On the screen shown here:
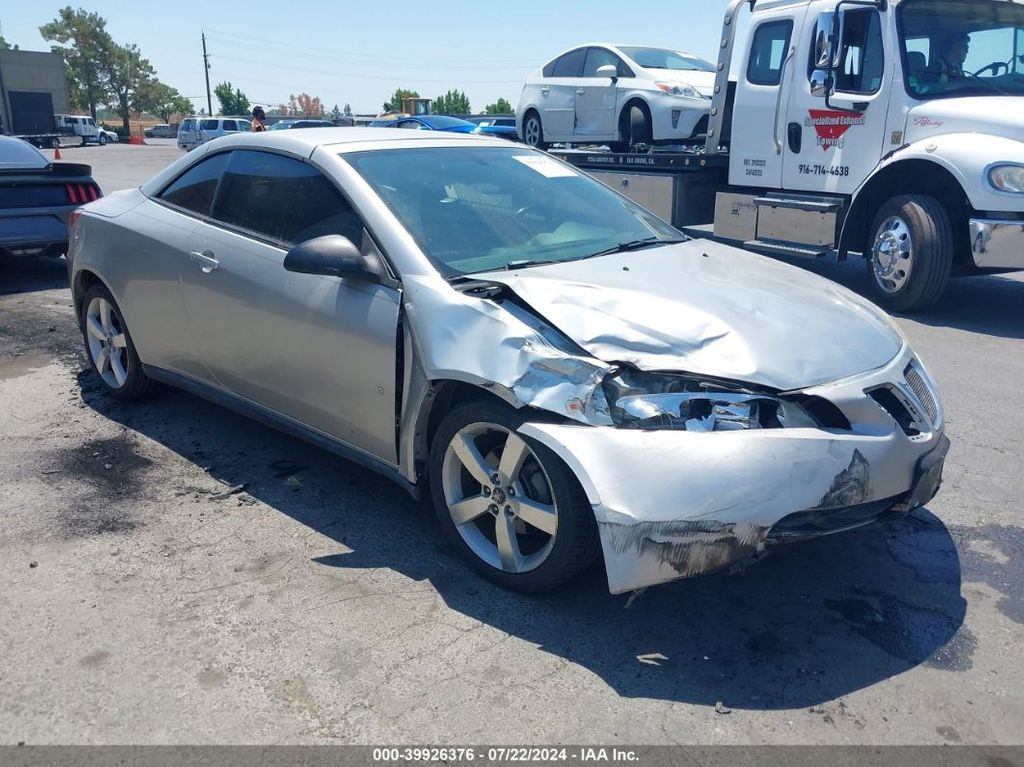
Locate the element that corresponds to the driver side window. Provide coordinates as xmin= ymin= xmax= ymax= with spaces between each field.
xmin=834 ymin=9 xmax=884 ymax=94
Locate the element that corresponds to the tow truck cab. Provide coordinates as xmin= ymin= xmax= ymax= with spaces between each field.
xmin=561 ymin=0 xmax=1024 ymax=311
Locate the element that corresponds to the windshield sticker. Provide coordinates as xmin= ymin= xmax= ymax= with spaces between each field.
xmin=514 ymin=155 xmax=578 ymax=178
xmin=805 ymin=110 xmax=866 ymax=151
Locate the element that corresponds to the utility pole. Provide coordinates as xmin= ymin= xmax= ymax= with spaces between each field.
xmin=202 ymin=32 xmax=212 ymax=115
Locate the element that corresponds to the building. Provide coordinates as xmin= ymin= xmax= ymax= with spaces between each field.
xmin=0 ymin=49 xmax=69 ymax=137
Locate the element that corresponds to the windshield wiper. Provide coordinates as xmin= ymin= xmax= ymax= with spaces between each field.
xmin=502 ymin=258 xmax=558 ymax=270
xmin=583 ymin=236 xmax=689 ymax=260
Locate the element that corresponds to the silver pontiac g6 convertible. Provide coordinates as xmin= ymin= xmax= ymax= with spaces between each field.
xmin=68 ymin=129 xmax=948 ymax=594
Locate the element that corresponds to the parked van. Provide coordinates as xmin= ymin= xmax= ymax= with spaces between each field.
xmin=177 ymin=116 xmax=250 ymax=151
xmin=144 ymin=124 xmax=176 ymax=138
xmin=54 ymin=115 xmax=103 ymax=146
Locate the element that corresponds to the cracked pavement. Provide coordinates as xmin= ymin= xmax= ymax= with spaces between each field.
xmin=0 ymin=141 xmax=1022 ymax=745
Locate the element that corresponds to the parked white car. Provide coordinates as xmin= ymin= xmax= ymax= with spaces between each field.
xmin=177 ymin=116 xmax=250 ymax=151
xmin=517 ymin=44 xmax=715 ymax=151
xmin=98 ymin=127 xmax=119 ymax=144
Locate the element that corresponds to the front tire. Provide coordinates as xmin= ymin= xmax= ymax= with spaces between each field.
xmin=866 ymin=195 xmax=952 ymax=312
xmin=99 ymin=134 xmax=107 ymax=145
xmin=626 ymin=102 xmax=652 ymax=150
xmin=522 ymin=111 xmax=549 ymax=151
xmin=429 ymin=400 xmax=599 ymax=593
xmin=80 ymin=283 xmax=155 ymax=400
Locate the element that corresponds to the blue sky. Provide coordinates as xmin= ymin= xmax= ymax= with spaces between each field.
xmin=1 ymin=1 xmax=733 ymax=115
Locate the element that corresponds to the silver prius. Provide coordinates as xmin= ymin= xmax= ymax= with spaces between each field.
xmin=67 ymin=129 xmax=949 ymax=595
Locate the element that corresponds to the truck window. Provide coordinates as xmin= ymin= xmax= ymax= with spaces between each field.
xmin=747 ymin=20 xmax=793 ymax=86
xmin=835 ymin=9 xmax=885 ymax=94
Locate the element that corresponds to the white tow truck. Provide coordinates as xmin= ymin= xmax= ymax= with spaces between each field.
xmin=547 ymin=0 xmax=1024 ymax=311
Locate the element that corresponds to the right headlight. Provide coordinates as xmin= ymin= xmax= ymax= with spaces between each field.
xmin=988 ymin=164 xmax=1024 ymax=194
xmin=655 ymin=81 xmax=701 ymax=99
xmin=602 ymin=368 xmax=817 ymax=432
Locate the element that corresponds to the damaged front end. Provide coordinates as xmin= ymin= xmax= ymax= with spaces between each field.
xmin=399 ymin=273 xmax=946 ymax=595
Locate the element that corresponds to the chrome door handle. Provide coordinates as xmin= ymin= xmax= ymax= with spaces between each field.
xmin=541 ymin=87 xmax=550 ymax=96
xmin=189 ymin=250 xmax=219 ymax=273
xmin=576 ymin=88 xmax=585 ymax=95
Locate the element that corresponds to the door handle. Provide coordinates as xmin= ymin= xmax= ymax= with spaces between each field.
xmin=189 ymin=250 xmax=219 ymax=273
xmin=576 ymin=88 xmax=585 ymax=95
xmin=787 ymin=122 xmax=802 ymax=154
xmin=541 ymin=87 xmax=550 ymax=96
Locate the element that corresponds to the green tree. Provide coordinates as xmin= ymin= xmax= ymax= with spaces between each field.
xmin=0 ymin=36 xmax=19 ymax=50
xmin=434 ymin=90 xmax=471 ymax=115
xmin=39 ymin=7 xmax=114 ymax=119
xmin=103 ymin=43 xmax=157 ymax=135
xmin=214 ymin=81 xmax=250 ymax=116
xmin=484 ymin=97 xmax=513 ymax=114
xmin=137 ymin=81 xmax=192 ymax=122
xmin=385 ymin=88 xmax=419 ymax=113
xmin=343 ymin=103 xmax=352 ymax=117
xmin=330 ymin=104 xmax=341 ymax=121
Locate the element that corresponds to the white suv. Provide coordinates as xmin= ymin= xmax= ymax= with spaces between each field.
xmin=177 ymin=116 xmax=251 ymax=151
xmin=516 ymin=44 xmax=715 ymax=151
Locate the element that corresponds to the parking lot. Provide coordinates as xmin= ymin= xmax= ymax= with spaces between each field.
xmin=1 ymin=140 xmax=1022 ymax=745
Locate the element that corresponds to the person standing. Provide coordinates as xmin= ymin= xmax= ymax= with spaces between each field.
xmin=251 ymin=105 xmax=267 ymax=132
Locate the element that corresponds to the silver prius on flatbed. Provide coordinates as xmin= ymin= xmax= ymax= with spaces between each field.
xmin=67 ymin=129 xmax=949 ymax=595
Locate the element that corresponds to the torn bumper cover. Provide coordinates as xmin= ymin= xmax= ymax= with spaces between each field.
xmin=519 ymin=349 xmax=948 ymax=594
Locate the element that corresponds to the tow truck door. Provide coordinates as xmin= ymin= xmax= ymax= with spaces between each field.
xmin=729 ymin=6 xmax=807 ymax=189
xmin=781 ymin=2 xmax=893 ymax=193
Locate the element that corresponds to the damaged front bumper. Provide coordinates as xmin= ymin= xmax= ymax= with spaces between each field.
xmin=519 ymin=348 xmax=947 ymax=594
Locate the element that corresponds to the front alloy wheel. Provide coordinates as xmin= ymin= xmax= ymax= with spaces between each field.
xmin=871 ymin=215 xmax=914 ymax=296
xmin=430 ymin=401 xmax=599 ymax=592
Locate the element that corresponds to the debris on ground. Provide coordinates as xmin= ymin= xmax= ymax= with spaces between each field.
xmin=715 ymin=701 xmax=732 ymax=715
xmin=210 ymin=483 xmax=247 ymax=501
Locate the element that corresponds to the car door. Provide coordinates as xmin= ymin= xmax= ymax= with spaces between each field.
xmin=575 ymin=47 xmax=626 ymax=139
xmin=543 ymin=48 xmax=587 ymax=139
xmin=781 ymin=5 xmax=890 ymax=193
xmin=180 ymin=149 xmax=402 ymax=464
xmin=729 ymin=14 xmax=800 ymax=189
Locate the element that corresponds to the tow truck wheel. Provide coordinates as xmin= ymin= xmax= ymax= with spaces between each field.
xmin=866 ymin=194 xmax=952 ymax=312
xmin=522 ymin=111 xmax=548 ymax=151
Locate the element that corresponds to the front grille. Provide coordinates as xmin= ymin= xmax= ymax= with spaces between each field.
xmin=904 ymin=363 xmax=938 ymax=424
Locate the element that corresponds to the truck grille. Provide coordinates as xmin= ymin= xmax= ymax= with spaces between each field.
xmin=904 ymin=362 xmax=938 ymax=425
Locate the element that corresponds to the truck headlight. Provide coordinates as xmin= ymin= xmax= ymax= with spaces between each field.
xmin=988 ymin=164 xmax=1024 ymax=193
xmin=602 ymin=368 xmax=816 ymax=432
xmin=655 ymin=81 xmax=700 ymax=99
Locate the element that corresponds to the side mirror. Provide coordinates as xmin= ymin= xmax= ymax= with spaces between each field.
xmin=810 ymin=69 xmax=831 ymax=98
xmin=283 ymin=234 xmax=382 ymax=283
xmin=596 ymin=64 xmax=619 ymax=82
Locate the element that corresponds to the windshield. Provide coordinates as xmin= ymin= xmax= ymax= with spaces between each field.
xmin=618 ymin=47 xmax=715 ymax=72
xmin=900 ymin=0 xmax=1024 ymax=98
xmin=344 ymin=146 xmax=680 ymax=277
xmin=423 ymin=115 xmax=474 ymax=128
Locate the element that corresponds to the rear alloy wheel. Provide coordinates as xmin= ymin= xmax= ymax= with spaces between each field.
xmin=867 ymin=195 xmax=952 ymax=312
xmin=430 ymin=401 xmax=599 ymax=592
xmin=80 ymin=284 xmax=155 ymax=400
xmin=522 ymin=111 xmax=549 ymax=151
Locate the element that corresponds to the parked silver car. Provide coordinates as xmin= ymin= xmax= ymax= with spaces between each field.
xmin=176 ymin=116 xmax=250 ymax=151
xmin=67 ymin=129 xmax=948 ymax=594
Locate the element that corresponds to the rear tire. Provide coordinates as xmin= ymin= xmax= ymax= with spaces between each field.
xmin=429 ymin=400 xmax=600 ymax=593
xmin=866 ymin=195 xmax=952 ymax=312
xmin=79 ymin=283 xmax=156 ymax=400
xmin=522 ymin=111 xmax=549 ymax=151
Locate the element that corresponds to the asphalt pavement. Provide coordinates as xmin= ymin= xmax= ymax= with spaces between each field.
xmin=0 ymin=139 xmax=1021 ymax=745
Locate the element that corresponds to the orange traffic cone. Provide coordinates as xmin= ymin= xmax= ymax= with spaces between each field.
xmin=54 ymin=145 xmax=62 ymax=160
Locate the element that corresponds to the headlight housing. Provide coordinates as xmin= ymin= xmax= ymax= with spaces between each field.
xmin=988 ymin=164 xmax=1024 ymax=194
xmin=602 ymin=368 xmax=818 ymax=432
xmin=655 ymin=81 xmax=700 ymax=99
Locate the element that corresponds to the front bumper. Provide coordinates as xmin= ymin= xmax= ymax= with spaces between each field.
xmin=970 ymin=218 xmax=1024 ymax=269
xmin=520 ymin=347 xmax=947 ymax=594
xmin=649 ymin=94 xmax=710 ymax=142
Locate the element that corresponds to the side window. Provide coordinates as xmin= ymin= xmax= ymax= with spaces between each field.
xmin=747 ymin=20 xmax=794 ymax=86
xmin=834 ymin=9 xmax=884 ymax=94
xmin=223 ymin=120 xmax=237 ymax=132
xmin=584 ymin=47 xmax=624 ymax=77
xmin=157 ymin=152 xmax=230 ymax=215
xmin=552 ymin=48 xmax=587 ymax=78
xmin=201 ymin=119 xmax=218 ymax=130
xmin=211 ymin=150 xmax=364 ymax=245
xmin=542 ymin=59 xmax=557 ymax=78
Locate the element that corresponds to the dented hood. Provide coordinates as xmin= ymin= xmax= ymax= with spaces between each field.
xmin=477 ymin=241 xmax=902 ymax=391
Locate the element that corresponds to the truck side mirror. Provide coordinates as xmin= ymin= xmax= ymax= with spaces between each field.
xmin=813 ymin=11 xmax=840 ymax=70
xmin=810 ymin=70 xmax=831 ymax=98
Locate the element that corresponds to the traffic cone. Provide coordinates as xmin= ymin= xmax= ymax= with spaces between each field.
xmin=54 ymin=145 xmax=62 ymax=160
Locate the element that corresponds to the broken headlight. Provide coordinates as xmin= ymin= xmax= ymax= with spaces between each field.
xmin=602 ymin=368 xmax=816 ymax=432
